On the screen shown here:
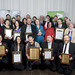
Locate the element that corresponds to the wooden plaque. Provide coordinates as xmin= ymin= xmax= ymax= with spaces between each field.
xmin=61 ymin=53 xmax=70 ymax=65
xmin=0 ymin=45 xmax=6 ymax=56
xmin=28 ymin=47 xmax=40 ymax=60
xmin=12 ymin=51 xmax=22 ymax=64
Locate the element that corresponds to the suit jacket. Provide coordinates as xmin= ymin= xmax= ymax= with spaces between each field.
xmin=64 ymin=28 xmax=75 ymax=43
xmin=52 ymin=21 xmax=58 ymax=28
xmin=58 ymin=42 xmax=75 ymax=59
xmin=0 ymin=24 xmax=5 ymax=27
xmin=41 ymin=42 xmax=57 ymax=57
xmin=11 ymin=43 xmax=25 ymax=55
xmin=40 ymin=20 xmax=45 ymax=26
xmin=57 ymin=23 xmax=67 ymax=29
xmin=58 ymin=42 xmax=75 ymax=69
xmin=21 ymin=24 xmax=37 ymax=41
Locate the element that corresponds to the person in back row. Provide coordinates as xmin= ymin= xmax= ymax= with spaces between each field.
xmin=21 ymin=18 xmax=36 ymax=42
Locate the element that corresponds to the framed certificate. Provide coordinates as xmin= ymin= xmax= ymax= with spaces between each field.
xmin=13 ymin=31 xmax=21 ymax=40
xmin=25 ymin=32 xmax=32 ymax=42
xmin=5 ymin=29 xmax=12 ymax=37
xmin=28 ymin=47 xmax=40 ymax=60
xmin=12 ymin=51 xmax=22 ymax=64
xmin=44 ymin=48 xmax=53 ymax=60
xmin=0 ymin=45 xmax=6 ymax=56
xmin=55 ymin=28 xmax=65 ymax=40
xmin=61 ymin=53 xmax=70 ymax=65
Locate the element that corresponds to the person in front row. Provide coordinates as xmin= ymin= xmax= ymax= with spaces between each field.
xmin=58 ymin=34 xmax=75 ymax=75
xmin=26 ymin=34 xmax=41 ymax=70
xmin=11 ymin=36 xmax=24 ymax=70
xmin=0 ymin=34 xmax=8 ymax=72
xmin=41 ymin=35 xmax=57 ymax=71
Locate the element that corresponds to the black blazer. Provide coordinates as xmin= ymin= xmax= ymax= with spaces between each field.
xmin=58 ymin=42 xmax=75 ymax=69
xmin=58 ymin=42 xmax=75 ymax=60
xmin=41 ymin=42 xmax=58 ymax=57
xmin=52 ymin=21 xmax=58 ymax=28
xmin=11 ymin=43 xmax=25 ymax=56
xmin=40 ymin=21 xmax=45 ymax=26
xmin=21 ymin=24 xmax=37 ymax=41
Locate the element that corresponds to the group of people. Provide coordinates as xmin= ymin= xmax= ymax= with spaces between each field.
xmin=0 ymin=14 xmax=75 ymax=75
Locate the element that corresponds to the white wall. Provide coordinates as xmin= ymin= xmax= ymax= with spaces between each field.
xmin=0 ymin=0 xmax=75 ymax=22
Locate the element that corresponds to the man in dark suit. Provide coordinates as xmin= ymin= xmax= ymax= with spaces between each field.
xmin=57 ymin=18 xmax=67 ymax=29
xmin=21 ymin=18 xmax=37 ymax=42
xmin=41 ymin=35 xmax=57 ymax=71
xmin=16 ymin=15 xmax=23 ymax=27
xmin=52 ymin=15 xmax=58 ymax=28
xmin=0 ymin=17 xmax=5 ymax=27
xmin=0 ymin=17 xmax=5 ymax=34
xmin=58 ymin=34 xmax=75 ymax=75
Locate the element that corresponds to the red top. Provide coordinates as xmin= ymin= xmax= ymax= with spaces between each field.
xmin=44 ymin=26 xmax=55 ymax=42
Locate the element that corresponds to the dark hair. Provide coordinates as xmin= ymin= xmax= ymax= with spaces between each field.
xmin=54 ymin=15 xmax=58 ymax=18
xmin=46 ymin=15 xmax=50 ymax=18
xmin=47 ymin=22 xmax=52 ymax=27
xmin=16 ymin=15 xmax=21 ymax=18
xmin=6 ymin=14 xmax=10 ymax=17
xmin=33 ymin=16 xmax=37 ymax=19
xmin=28 ymin=34 xmax=34 ymax=39
xmin=12 ymin=17 xmax=16 ymax=20
xmin=15 ymin=36 xmax=21 ymax=44
xmin=22 ymin=18 xmax=27 ymax=22
xmin=15 ymin=20 xmax=20 ymax=28
xmin=58 ymin=18 xmax=63 ymax=22
xmin=4 ymin=19 xmax=10 ymax=24
xmin=64 ymin=16 xmax=68 ymax=19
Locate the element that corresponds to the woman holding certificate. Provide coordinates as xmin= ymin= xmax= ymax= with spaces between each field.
xmin=11 ymin=36 xmax=24 ymax=70
xmin=1 ymin=19 xmax=13 ymax=69
xmin=1 ymin=19 xmax=13 ymax=49
xmin=35 ymin=19 xmax=45 ymax=45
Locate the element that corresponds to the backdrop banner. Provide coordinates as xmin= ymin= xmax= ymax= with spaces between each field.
xmin=48 ymin=11 xmax=64 ymax=20
xmin=0 ymin=10 xmax=20 ymax=19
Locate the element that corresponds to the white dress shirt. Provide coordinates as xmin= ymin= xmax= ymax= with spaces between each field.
xmin=62 ymin=42 xmax=70 ymax=54
xmin=26 ymin=25 xmax=32 ymax=32
xmin=58 ymin=24 xmax=62 ymax=28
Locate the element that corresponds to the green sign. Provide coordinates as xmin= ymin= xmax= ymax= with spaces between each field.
xmin=48 ymin=11 xmax=64 ymax=20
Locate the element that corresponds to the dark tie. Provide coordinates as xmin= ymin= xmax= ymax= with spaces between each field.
xmin=64 ymin=44 xmax=67 ymax=53
xmin=68 ymin=31 xmax=72 ymax=40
